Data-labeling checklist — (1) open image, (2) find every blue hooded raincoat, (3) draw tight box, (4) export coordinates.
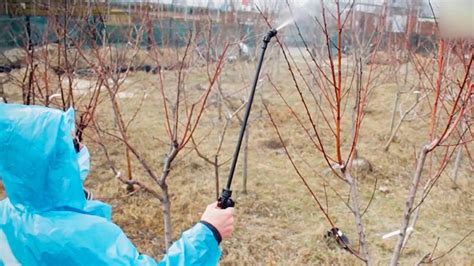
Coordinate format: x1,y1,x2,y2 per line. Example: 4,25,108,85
0,104,221,265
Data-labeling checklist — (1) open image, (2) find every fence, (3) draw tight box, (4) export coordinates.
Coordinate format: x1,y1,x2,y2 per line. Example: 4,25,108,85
0,14,257,51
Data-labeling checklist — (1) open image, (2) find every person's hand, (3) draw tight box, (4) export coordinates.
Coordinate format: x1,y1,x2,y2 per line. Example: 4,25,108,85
201,202,234,240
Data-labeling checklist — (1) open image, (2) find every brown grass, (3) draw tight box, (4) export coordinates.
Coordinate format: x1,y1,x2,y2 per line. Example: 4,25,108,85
1,53,473,265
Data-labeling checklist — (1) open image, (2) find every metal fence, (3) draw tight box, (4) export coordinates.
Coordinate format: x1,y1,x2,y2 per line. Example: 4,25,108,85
0,14,257,51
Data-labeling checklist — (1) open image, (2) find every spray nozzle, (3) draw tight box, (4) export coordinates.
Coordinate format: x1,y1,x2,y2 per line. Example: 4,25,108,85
263,29,278,43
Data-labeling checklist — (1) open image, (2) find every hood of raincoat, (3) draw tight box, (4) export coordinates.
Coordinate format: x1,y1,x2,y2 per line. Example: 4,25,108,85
0,104,87,213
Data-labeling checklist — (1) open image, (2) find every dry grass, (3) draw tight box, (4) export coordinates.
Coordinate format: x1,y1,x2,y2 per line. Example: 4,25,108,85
1,51,473,265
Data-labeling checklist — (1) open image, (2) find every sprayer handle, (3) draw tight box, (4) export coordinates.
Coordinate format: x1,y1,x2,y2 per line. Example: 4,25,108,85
217,189,235,209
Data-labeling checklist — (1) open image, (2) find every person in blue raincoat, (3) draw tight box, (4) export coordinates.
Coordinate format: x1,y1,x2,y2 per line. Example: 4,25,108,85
0,104,234,265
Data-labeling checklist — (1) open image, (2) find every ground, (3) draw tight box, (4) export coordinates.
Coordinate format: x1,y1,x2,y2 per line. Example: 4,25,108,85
0,50,472,265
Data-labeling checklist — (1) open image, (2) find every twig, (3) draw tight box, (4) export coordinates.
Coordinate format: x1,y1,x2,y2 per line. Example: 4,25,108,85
431,230,473,262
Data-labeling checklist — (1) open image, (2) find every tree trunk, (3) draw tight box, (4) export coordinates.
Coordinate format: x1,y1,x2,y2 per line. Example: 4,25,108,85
217,82,223,121
159,145,178,250
390,146,429,266
451,123,464,187
401,172,435,250
451,147,463,186
345,171,372,265
161,182,173,250
125,147,134,192
389,91,401,136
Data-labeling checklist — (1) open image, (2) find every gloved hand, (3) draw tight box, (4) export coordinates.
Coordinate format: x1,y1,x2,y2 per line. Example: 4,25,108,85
201,202,234,240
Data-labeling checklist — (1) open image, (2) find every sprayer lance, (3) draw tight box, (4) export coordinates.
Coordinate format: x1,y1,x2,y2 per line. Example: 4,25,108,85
218,29,278,209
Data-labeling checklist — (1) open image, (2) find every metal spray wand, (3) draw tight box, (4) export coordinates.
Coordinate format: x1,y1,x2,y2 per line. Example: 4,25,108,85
218,29,278,209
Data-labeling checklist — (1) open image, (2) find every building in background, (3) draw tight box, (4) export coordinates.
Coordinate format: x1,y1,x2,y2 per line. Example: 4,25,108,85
0,0,277,49
348,0,438,51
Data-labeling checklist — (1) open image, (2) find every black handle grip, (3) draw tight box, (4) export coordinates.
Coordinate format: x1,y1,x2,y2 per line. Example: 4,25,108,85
217,189,235,209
